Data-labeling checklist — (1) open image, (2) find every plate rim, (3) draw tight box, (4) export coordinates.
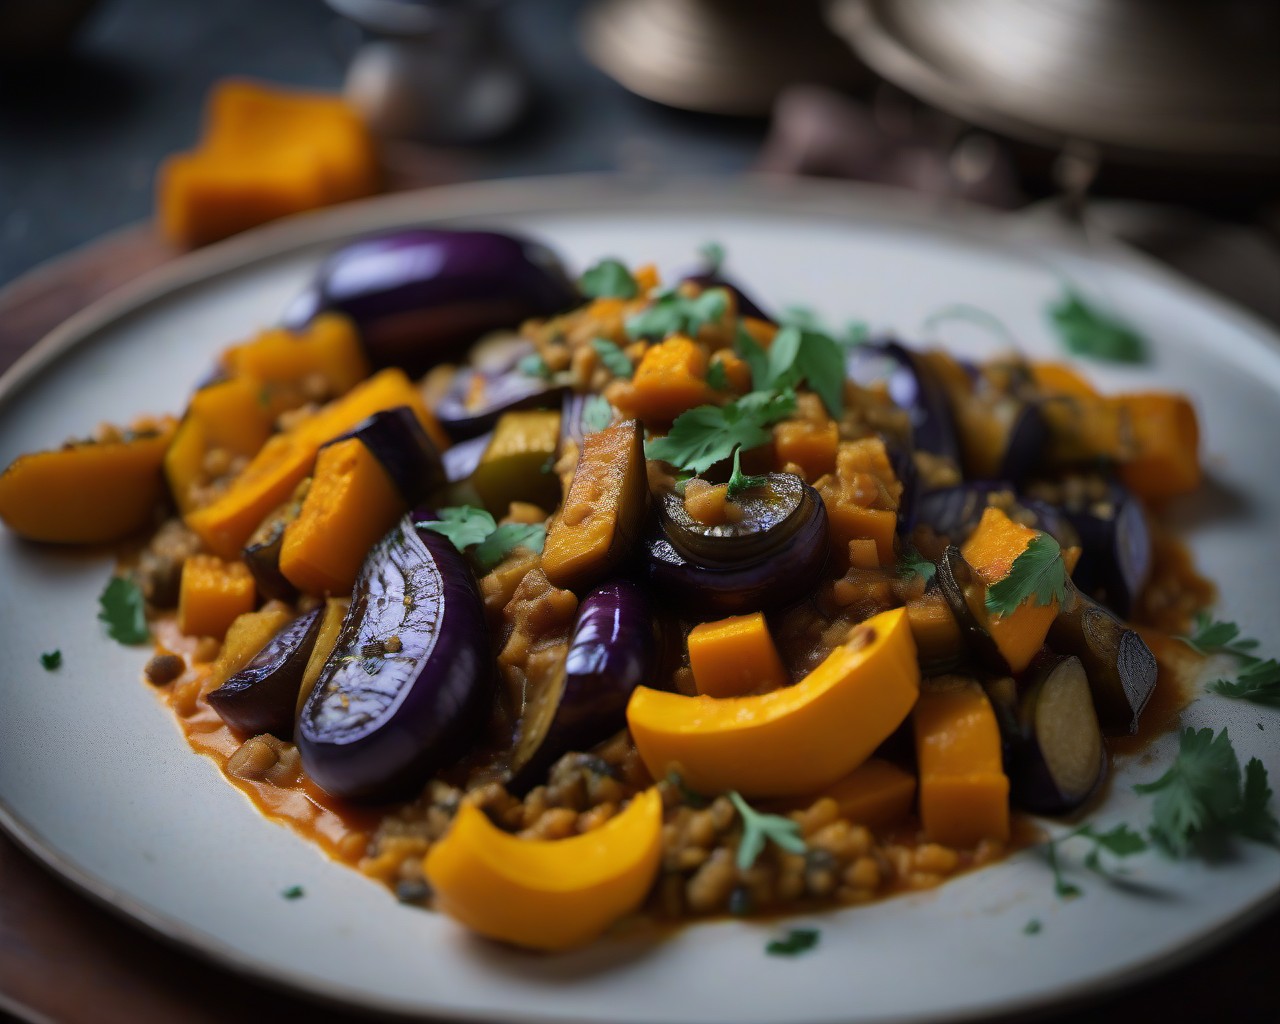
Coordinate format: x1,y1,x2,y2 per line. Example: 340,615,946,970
2,172,1278,1024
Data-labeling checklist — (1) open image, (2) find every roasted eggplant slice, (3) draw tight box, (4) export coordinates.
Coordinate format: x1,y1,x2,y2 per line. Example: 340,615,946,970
208,608,323,739
329,406,444,505
1048,583,1157,735
1006,654,1106,814
846,341,962,464
296,517,492,800
935,545,1010,674
242,480,309,602
1062,483,1152,618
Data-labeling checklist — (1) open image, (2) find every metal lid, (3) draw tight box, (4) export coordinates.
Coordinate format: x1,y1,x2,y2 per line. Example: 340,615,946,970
829,0,1280,170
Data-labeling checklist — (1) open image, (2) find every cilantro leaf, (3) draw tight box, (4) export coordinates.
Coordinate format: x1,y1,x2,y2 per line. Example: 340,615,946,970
281,885,305,900
898,547,937,584
98,576,149,645
517,353,552,380
580,394,615,434
729,791,806,870
705,360,730,392
626,288,729,340
665,770,710,808
725,446,768,499
1079,822,1148,858
794,330,846,417
1047,289,1147,364
984,533,1068,617
40,650,62,671
1041,820,1147,897
645,390,796,474
743,324,844,416
1023,919,1042,936
1182,612,1261,663
734,324,770,389
766,928,820,957
1210,659,1280,706
471,522,546,573
590,337,634,379
418,506,497,551
579,258,638,300
698,241,725,273
1134,727,1277,856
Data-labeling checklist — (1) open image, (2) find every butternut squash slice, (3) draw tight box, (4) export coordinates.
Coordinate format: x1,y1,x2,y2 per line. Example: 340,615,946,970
470,410,561,516
220,313,370,398
0,419,177,544
627,607,919,797
177,554,257,640
913,677,1010,846
424,787,663,951
165,378,275,514
686,611,789,698
1113,392,1201,501
607,335,713,424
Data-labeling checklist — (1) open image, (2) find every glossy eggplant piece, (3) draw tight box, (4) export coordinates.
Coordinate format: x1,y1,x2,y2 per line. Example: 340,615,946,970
442,432,491,484
296,517,492,800
915,484,1078,550
935,545,1010,674
846,340,962,464
507,581,653,792
1006,654,1107,815
435,336,567,440
329,406,444,505
658,473,819,568
208,608,323,739
680,270,771,322
1062,483,1152,618
646,486,829,617
243,481,309,602
884,437,919,532
1048,583,1157,735
995,402,1050,482
281,230,580,374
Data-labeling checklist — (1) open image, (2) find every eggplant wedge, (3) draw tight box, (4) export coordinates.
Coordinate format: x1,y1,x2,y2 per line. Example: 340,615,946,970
208,608,323,739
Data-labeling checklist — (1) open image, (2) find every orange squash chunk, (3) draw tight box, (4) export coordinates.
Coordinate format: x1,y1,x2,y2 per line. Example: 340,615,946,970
687,612,790,698
279,438,406,596
165,378,275,514
914,679,1010,846
610,336,713,424
178,555,257,640
766,758,917,832
0,419,176,544
1113,393,1201,501
774,418,838,481
221,314,371,399
815,437,902,568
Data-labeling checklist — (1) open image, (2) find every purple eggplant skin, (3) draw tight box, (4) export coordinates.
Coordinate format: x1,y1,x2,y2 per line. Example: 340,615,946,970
645,490,830,618
846,340,962,465
282,230,580,375
441,431,491,484
1047,582,1157,735
997,402,1050,482
208,609,323,740
296,517,492,801
915,484,1079,550
507,581,653,793
329,406,444,505
935,545,1011,675
681,271,771,322
436,366,567,441
1062,484,1152,618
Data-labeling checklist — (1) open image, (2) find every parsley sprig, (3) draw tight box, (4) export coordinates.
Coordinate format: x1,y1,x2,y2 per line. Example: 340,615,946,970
705,360,730,392
735,324,844,416
1210,661,1280,706
984,533,1068,617
725,447,768,499
1047,289,1147,364
897,547,937,584
645,390,796,474
98,576,149,645
1042,823,1148,899
1183,613,1262,661
590,337,634,379
418,506,546,573
728,791,806,870
580,394,615,434
40,650,62,671
517,352,552,380
626,288,729,341
579,258,638,300
1182,613,1279,707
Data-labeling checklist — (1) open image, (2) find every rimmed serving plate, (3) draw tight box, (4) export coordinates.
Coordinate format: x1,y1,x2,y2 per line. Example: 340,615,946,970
1,175,1277,1024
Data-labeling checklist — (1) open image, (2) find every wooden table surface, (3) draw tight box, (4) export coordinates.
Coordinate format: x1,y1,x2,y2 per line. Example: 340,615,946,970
0,219,1275,1024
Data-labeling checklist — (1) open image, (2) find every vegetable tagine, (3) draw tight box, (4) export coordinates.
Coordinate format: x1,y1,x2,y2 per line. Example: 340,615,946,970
3,229,1274,955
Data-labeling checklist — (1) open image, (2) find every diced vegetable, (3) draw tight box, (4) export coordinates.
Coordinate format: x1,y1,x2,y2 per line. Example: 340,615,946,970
607,335,713,424
815,437,903,568
220,314,370,398
241,480,309,602
687,611,789,697
165,379,274,513
773,418,838,481
206,604,295,689
913,677,1010,846
1113,393,1201,501
0,420,176,544
627,607,919,797
469,409,561,516
424,788,663,951
177,555,257,640
541,419,647,591
208,608,322,738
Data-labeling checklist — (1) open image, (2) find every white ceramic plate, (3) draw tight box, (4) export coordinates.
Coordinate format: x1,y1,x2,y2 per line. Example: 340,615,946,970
1,177,1277,1024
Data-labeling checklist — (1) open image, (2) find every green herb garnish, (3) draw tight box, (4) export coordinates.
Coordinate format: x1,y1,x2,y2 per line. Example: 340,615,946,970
729,791,806,870
517,352,552,380
40,650,62,671
590,337,634,379
725,446,769,499
1210,660,1280,706
1023,919,1042,936
983,533,1068,617
1182,613,1278,707
1134,727,1278,856
98,576,149,645
705,360,730,392
1042,822,1148,899
626,288,729,341
766,927,820,957
418,506,546,573
645,390,796,474
580,394,615,434
1047,289,1147,363
1182,612,1262,662
698,241,725,273
665,770,710,808
281,885,305,900
898,547,937,584
735,324,844,417
579,258,638,300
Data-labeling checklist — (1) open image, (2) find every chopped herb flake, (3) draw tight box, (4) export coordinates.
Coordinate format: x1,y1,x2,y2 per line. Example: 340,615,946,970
1210,659,1280,707
738,324,845,417
898,547,937,584
705,360,730,392
580,394,615,434
984,533,1068,617
40,650,62,671
766,927,820,957
1023,919,1042,936
97,576,149,645
579,258,638,300
729,791,806,870
471,522,546,573
281,885,305,900
1047,289,1147,364
590,337,634,379
698,241,725,273
1182,612,1261,663
626,288,729,341
517,352,552,380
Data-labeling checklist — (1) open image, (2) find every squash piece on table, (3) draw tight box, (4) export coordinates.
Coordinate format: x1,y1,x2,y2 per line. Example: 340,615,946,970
470,410,561,516
914,677,1010,846
687,611,789,698
178,554,257,640
279,437,407,596
0,419,177,544
424,787,663,951
627,607,919,797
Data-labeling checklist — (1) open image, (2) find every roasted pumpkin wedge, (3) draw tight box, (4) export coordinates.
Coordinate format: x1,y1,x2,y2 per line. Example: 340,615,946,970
0,419,176,544
424,787,663,951
626,607,919,797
